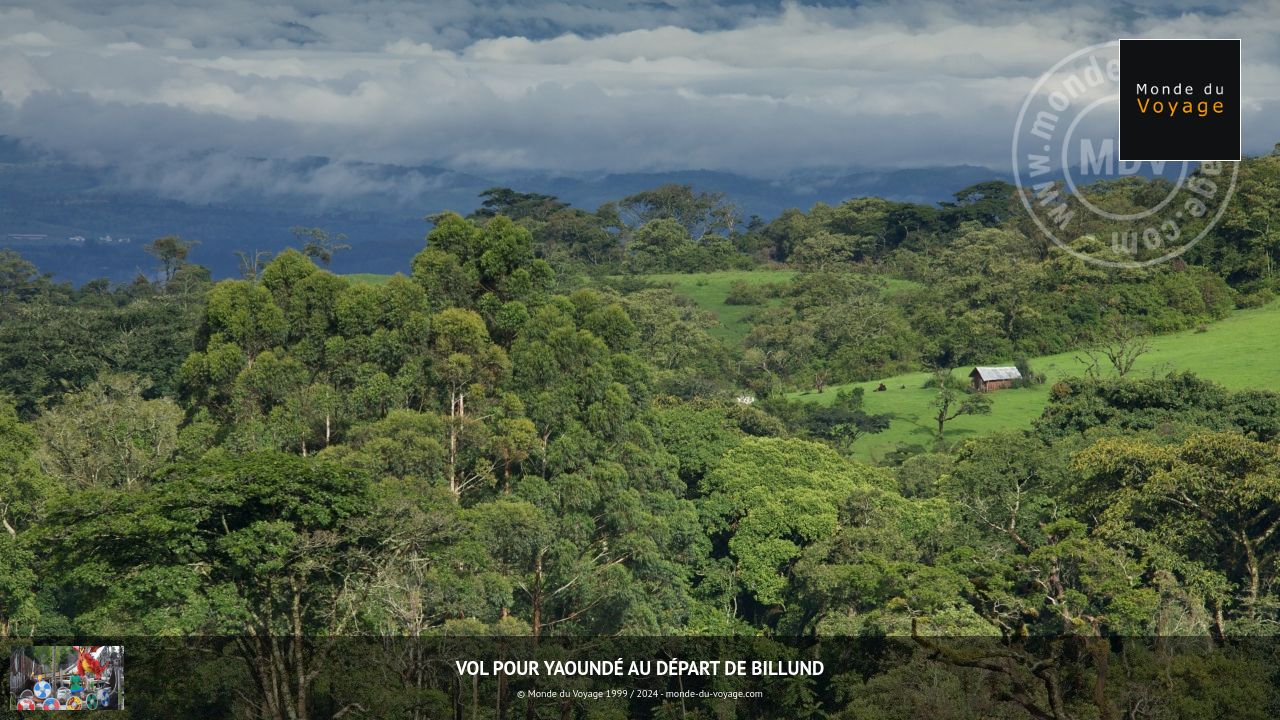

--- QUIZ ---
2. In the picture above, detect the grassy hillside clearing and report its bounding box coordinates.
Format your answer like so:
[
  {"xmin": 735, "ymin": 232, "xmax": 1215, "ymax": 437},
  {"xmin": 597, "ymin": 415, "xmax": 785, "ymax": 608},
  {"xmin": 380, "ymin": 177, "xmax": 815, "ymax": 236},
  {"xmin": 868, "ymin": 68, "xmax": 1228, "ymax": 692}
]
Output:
[
  {"xmin": 791, "ymin": 300, "xmax": 1280, "ymax": 462},
  {"xmin": 638, "ymin": 270, "xmax": 918, "ymax": 344}
]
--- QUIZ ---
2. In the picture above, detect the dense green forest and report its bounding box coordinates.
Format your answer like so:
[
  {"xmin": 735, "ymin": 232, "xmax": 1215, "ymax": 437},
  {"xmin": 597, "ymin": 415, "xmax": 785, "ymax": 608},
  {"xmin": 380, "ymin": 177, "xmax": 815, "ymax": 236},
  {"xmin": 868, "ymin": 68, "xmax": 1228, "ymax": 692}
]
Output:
[{"xmin": 3, "ymin": 152, "xmax": 1280, "ymax": 718}]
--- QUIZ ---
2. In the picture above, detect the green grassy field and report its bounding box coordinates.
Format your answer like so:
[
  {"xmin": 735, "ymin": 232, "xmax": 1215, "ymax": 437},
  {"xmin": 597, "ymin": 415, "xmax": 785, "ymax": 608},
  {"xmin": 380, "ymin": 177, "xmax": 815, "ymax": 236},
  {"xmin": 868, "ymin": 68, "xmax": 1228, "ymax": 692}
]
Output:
[
  {"xmin": 639, "ymin": 270, "xmax": 919, "ymax": 344},
  {"xmin": 639, "ymin": 270, "xmax": 796, "ymax": 343},
  {"xmin": 792, "ymin": 300, "xmax": 1280, "ymax": 463}
]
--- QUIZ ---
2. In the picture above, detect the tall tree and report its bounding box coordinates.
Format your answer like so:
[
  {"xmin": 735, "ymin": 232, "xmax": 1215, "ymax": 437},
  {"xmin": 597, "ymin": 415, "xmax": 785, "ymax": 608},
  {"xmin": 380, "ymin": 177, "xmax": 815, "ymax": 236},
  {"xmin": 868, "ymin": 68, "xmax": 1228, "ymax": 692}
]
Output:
[
  {"xmin": 428, "ymin": 308, "xmax": 511, "ymax": 499},
  {"xmin": 201, "ymin": 279, "xmax": 288, "ymax": 363},
  {"xmin": 701, "ymin": 437, "xmax": 894, "ymax": 612},
  {"xmin": 1078, "ymin": 432, "xmax": 1280, "ymax": 631},
  {"xmin": 470, "ymin": 187, "xmax": 568, "ymax": 222},
  {"xmin": 36, "ymin": 374, "xmax": 183, "ymax": 489},
  {"xmin": 1, "ymin": 400, "xmax": 36, "ymax": 532},
  {"xmin": 50, "ymin": 453, "xmax": 377, "ymax": 720},
  {"xmin": 932, "ymin": 369, "xmax": 992, "ymax": 440},
  {"xmin": 144, "ymin": 235, "xmax": 198, "ymax": 282},
  {"xmin": 291, "ymin": 227, "xmax": 351, "ymax": 267},
  {"xmin": 413, "ymin": 212, "xmax": 553, "ymax": 313},
  {"xmin": 1092, "ymin": 314, "xmax": 1153, "ymax": 378},
  {"xmin": 0, "ymin": 249, "xmax": 45, "ymax": 308},
  {"xmin": 615, "ymin": 184, "xmax": 738, "ymax": 238}
]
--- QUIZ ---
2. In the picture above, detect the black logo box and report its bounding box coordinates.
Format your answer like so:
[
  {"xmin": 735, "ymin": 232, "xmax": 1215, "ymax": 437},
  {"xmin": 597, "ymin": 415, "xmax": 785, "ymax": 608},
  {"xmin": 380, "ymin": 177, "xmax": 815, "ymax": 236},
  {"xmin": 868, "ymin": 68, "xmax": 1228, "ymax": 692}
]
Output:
[{"xmin": 1119, "ymin": 38, "xmax": 1241, "ymax": 161}]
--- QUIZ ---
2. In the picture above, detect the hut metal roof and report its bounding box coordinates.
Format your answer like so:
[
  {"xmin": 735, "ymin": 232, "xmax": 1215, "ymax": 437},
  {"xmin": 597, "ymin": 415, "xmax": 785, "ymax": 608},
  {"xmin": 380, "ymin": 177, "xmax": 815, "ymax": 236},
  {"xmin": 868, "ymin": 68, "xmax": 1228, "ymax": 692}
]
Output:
[{"xmin": 971, "ymin": 366, "xmax": 1022, "ymax": 381}]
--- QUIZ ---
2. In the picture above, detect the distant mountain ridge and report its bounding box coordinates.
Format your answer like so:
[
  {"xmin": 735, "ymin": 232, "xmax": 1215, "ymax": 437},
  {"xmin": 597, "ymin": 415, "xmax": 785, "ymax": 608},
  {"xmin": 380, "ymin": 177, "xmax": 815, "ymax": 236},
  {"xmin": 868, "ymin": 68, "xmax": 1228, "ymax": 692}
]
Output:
[{"xmin": 0, "ymin": 136, "xmax": 1007, "ymax": 283}]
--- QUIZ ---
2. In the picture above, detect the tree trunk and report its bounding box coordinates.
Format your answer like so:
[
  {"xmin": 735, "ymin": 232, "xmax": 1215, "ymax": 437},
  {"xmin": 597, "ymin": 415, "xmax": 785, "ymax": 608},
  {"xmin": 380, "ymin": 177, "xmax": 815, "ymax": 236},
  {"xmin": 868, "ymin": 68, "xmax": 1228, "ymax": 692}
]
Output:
[
  {"xmin": 1211, "ymin": 601, "xmax": 1226, "ymax": 645},
  {"xmin": 531, "ymin": 552, "xmax": 544, "ymax": 639},
  {"xmin": 292, "ymin": 582, "xmax": 308, "ymax": 720},
  {"xmin": 449, "ymin": 392, "xmax": 459, "ymax": 497},
  {"xmin": 1242, "ymin": 532, "xmax": 1261, "ymax": 611},
  {"xmin": 448, "ymin": 391, "xmax": 467, "ymax": 498},
  {"xmin": 498, "ymin": 671, "xmax": 508, "ymax": 720},
  {"xmin": 453, "ymin": 673, "xmax": 464, "ymax": 720},
  {"xmin": 1088, "ymin": 638, "xmax": 1117, "ymax": 720}
]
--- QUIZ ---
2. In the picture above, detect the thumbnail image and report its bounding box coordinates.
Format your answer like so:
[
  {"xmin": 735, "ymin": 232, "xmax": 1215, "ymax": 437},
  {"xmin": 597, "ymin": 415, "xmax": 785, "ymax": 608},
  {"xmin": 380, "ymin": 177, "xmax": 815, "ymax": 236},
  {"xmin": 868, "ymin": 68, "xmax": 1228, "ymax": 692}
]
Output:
[{"xmin": 9, "ymin": 646, "xmax": 122, "ymax": 711}]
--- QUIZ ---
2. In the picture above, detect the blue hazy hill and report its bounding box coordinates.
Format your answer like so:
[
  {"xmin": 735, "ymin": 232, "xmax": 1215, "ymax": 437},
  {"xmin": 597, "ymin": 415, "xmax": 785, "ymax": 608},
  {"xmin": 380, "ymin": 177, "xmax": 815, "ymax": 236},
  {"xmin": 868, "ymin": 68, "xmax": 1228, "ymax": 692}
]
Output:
[{"xmin": 0, "ymin": 138, "xmax": 1006, "ymax": 283}]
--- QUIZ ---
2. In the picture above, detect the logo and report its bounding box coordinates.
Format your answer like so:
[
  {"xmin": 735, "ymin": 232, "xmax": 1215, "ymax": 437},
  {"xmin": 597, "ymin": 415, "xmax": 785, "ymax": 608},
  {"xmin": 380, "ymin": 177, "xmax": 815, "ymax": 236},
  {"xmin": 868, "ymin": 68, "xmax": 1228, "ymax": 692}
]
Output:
[
  {"xmin": 1012, "ymin": 41, "xmax": 1238, "ymax": 268},
  {"xmin": 1119, "ymin": 39, "xmax": 1241, "ymax": 161}
]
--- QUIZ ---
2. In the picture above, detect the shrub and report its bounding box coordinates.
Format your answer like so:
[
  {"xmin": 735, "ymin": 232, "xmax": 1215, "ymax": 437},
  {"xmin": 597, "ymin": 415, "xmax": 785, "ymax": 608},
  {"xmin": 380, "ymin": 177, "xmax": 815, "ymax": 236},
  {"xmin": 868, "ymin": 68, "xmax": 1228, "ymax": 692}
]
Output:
[
  {"xmin": 725, "ymin": 280, "xmax": 768, "ymax": 306},
  {"xmin": 1238, "ymin": 288, "xmax": 1276, "ymax": 309},
  {"xmin": 1014, "ymin": 356, "xmax": 1045, "ymax": 387}
]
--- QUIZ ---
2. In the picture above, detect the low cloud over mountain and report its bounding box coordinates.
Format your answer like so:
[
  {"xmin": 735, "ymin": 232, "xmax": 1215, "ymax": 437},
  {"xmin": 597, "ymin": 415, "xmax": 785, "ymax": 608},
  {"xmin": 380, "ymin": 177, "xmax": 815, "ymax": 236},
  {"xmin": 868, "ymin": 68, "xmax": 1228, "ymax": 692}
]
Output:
[{"xmin": 2, "ymin": 0, "xmax": 1279, "ymax": 205}]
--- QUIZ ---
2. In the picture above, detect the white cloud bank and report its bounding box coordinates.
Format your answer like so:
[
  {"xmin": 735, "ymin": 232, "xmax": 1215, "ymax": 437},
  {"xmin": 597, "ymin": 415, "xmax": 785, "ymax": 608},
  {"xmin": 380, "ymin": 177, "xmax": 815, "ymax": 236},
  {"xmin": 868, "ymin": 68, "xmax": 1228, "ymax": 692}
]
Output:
[{"xmin": 2, "ymin": 0, "xmax": 1279, "ymax": 187}]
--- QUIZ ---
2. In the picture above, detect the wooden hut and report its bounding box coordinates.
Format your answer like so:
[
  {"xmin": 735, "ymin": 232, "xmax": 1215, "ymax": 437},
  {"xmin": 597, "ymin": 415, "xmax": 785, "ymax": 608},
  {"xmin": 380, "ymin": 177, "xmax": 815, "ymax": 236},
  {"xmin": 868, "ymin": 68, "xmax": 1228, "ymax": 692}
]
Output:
[{"xmin": 969, "ymin": 366, "xmax": 1022, "ymax": 392}]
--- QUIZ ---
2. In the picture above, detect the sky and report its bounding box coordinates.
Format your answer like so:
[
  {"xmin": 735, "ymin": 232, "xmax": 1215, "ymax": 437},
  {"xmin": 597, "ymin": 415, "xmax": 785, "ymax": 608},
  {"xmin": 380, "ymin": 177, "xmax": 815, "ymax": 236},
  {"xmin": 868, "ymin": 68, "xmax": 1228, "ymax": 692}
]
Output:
[{"xmin": 2, "ymin": 0, "xmax": 1279, "ymax": 195}]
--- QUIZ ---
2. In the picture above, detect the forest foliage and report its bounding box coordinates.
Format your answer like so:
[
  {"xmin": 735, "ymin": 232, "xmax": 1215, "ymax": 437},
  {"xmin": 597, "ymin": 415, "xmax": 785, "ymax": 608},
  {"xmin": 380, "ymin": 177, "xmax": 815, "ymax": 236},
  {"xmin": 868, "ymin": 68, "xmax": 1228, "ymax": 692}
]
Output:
[{"xmin": 3, "ymin": 153, "xmax": 1280, "ymax": 718}]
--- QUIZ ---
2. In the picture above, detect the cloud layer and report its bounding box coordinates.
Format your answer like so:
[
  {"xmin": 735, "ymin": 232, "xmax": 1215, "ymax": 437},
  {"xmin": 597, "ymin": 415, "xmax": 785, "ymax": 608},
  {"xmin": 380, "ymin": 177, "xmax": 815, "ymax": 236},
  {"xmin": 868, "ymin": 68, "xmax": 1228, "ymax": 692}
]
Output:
[{"xmin": 2, "ymin": 0, "xmax": 1279, "ymax": 198}]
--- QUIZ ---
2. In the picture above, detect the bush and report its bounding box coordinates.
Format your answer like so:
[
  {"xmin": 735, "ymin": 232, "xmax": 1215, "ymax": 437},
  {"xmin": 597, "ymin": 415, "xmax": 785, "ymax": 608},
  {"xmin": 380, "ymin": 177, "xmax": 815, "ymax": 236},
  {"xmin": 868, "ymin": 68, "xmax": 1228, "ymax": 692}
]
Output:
[
  {"xmin": 1238, "ymin": 288, "xmax": 1276, "ymax": 309},
  {"xmin": 725, "ymin": 280, "xmax": 768, "ymax": 306},
  {"xmin": 1014, "ymin": 356, "xmax": 1045, "ymax": 387},
  {"xmin": 920, "ymin": 371, "xmax": 969, "ymax": 390}
]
